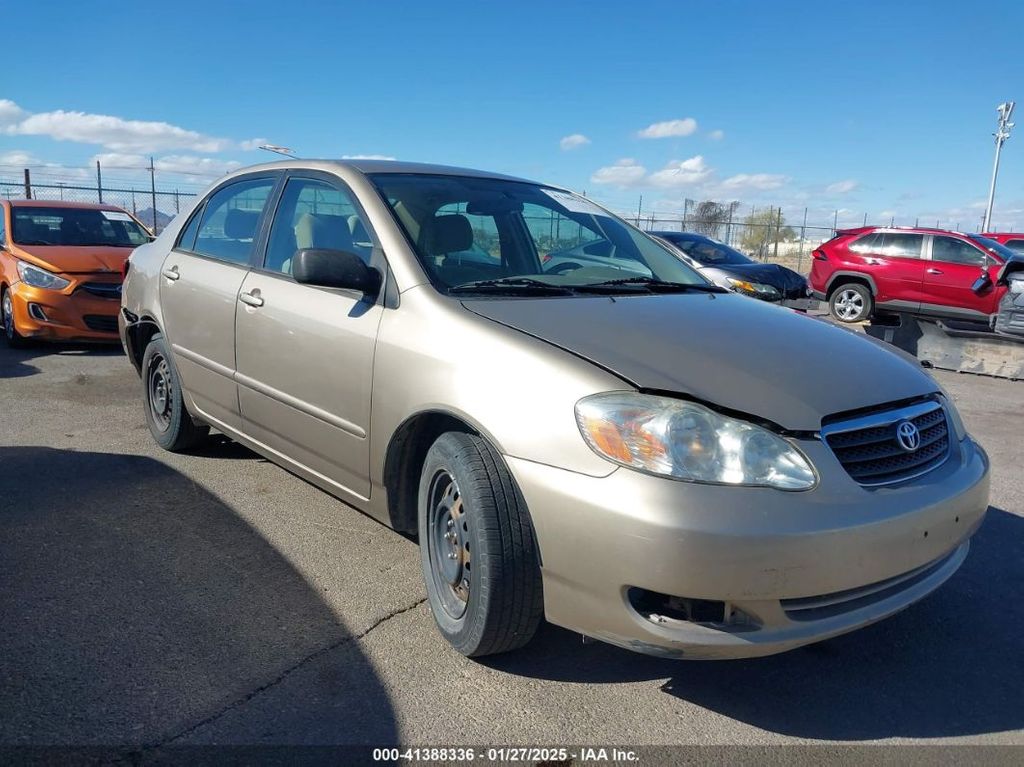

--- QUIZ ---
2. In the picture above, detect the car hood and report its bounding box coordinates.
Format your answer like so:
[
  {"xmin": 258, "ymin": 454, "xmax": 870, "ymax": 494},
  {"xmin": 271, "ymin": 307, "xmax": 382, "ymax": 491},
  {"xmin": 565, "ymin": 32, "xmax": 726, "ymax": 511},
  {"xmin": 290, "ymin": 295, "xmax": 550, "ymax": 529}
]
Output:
[
  {"xmin": 464, "ymin": 292, "xmax": 937, "ymax": 431},
  {"xmin": 13, "ymin": 245, "xmax": 130, "ymax": 275},
  {"xmin": 703, "ymin": 262, "xmax": 808, "ymax": 297}
]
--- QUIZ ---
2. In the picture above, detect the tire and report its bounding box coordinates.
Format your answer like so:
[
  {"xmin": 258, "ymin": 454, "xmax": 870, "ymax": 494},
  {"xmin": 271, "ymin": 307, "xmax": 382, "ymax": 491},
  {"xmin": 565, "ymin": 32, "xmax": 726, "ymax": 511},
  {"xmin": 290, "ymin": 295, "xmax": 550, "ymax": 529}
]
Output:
[
  {"xmin": 418, "ymin": 431, "xmax": 544, "ymax": 657},
  {"xmin": 1, "ymin": 287, "xmax": 29, "ymax": 348},
  {"xmin": 141, "ymin": 333, "xmax": 209, "ymax": 451},
  {"xmin": 829, "ymin": 282, "xmax": 873, "ymax": 323}
]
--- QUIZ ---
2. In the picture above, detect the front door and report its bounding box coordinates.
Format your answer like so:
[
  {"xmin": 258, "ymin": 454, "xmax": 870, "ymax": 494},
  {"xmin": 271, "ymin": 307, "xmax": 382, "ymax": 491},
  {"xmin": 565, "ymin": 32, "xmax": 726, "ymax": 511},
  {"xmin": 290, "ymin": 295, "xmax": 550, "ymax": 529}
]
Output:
[
  {"xmin": 159, "ymin": 175, "xmax": 277, "ymax": 430},
  {"xmin": 924, "ymin": 235, "xmax": 1001, "ymax": 319},
  {"xmin": 234, "ymin": 174, "xmax": 383, "ymax": 501}
]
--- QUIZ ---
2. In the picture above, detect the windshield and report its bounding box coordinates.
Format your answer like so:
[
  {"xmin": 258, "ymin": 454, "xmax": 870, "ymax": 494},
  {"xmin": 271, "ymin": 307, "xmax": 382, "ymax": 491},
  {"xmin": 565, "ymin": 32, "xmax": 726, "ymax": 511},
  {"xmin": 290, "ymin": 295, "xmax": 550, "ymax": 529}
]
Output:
[
  {"xmin": 368, "ymin": 174, "xmax": 709, "ymax": 295},
  {"xmin": 11, "ymin": 206, "xmax": 151, "ymax": 247},
  {"xmin": 660, "ymin": 234, "xmax": 754, "ymax": 265},
  {"xmin": 968, "ymin": 234, "xmax": 1014, "ymax": 262}
]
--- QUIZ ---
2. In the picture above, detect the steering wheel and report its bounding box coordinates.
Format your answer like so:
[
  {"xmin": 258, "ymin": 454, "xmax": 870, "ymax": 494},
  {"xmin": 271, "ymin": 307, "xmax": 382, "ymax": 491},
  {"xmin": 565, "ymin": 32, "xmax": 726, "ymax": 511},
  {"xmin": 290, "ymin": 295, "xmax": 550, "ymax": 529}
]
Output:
[{"xmin": 546, "ymin": 261, "xmax": 582, "ymax": 275}]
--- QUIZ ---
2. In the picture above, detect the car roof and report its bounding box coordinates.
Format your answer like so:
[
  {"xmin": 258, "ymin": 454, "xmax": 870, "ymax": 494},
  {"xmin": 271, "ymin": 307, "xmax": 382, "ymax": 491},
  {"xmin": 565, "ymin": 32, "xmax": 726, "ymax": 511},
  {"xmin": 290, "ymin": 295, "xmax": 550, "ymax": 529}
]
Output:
[
  {"xmin": 225, "ymin": 158, "xmax": 541, "ymax": 186},
  {"xmin": 838, "ymin": 225, "xmax": 971, "ymax": 237},
  {"xmin": 5, "ymin": 199, "xmax": 131, "ymax": 212},
  {"xmin": 649, "ymin": 230, "xmax": 706, "ymax": 240}
]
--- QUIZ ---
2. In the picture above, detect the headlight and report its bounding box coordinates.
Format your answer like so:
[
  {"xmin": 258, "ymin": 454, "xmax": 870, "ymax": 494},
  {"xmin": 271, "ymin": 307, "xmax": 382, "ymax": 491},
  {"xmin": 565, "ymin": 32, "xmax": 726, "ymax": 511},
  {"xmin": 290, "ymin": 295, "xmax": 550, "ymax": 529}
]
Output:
[
  {"xmin": 575, "ymin": 392, "xmax": 817, "ymax": 490},
  {"xmin": 17, "ymin": 261, "xmax": 71, "ymax": 291},
  {"xmin": 726, "ymin": 277, "xmax": 780, "ymax": 296}
]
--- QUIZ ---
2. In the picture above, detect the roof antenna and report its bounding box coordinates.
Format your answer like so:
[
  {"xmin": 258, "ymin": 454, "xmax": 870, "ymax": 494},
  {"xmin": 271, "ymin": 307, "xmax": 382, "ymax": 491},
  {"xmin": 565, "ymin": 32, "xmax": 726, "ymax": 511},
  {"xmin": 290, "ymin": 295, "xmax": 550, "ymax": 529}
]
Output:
[{"xmin": 258, "ymin": 144, "xmax": 298, "ymax": 159}]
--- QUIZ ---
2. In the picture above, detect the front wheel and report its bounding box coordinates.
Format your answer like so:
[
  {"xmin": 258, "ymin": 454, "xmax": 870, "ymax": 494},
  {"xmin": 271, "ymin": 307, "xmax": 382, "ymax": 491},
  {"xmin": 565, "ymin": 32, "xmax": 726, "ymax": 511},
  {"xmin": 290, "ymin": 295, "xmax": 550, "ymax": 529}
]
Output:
[
  {"xmin": 141, "ymin": 333, "xmax": 209, "ymax": 451},
  {"xmin": 2, "ymin": 288, "xmax": 29, "ymax": 348},
  {"xmin": 829, "ymin": 282, "xmax": 873, "ymax": 323},
  {"xmin": 418, "ymin": 431, "xmax": 544, "ymax": 657}
]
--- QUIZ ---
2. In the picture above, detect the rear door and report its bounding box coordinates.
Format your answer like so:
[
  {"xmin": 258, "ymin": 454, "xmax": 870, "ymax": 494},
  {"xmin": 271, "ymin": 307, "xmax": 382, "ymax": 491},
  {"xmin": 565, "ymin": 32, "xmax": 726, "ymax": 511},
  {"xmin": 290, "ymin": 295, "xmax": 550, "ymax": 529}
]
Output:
[
  {"xmin": 159, "ymin": 175, "xmax": 278, "ymax": 430},
  {"xmin": 847, "ymin": 231, "xmax": 927, "ymax": 309},
  {"xmin": 233, "ymin": 173, "xmax": 384, "ymax": 502},
  {"xmin": 923, "ymin": 235, "xmax": 999, "ymax": 318}
]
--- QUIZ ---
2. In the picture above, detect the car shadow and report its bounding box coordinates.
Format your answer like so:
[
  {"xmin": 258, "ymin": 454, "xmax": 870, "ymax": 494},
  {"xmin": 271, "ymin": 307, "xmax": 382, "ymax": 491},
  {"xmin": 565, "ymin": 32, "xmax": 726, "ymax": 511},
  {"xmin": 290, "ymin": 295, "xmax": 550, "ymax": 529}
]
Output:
[
  {"xmin": 0, "ymin": 341, "xmax": 123, "ymax": 379},
  {"xmin": 0, "ymin": 447, "xmax": 398, "ymax": 748},
  {"xmin": 486, "ymin": 507, "xmax": 1023, "ymax": 740}
]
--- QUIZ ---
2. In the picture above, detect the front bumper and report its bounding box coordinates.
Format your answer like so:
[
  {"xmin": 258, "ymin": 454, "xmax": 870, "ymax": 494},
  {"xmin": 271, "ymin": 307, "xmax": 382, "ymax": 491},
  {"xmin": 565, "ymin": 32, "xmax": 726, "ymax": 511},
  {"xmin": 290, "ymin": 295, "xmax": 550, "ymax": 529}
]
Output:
[
  {"xmin": 7, "ymin": 280, "xmax": 122, "ymax": 342},
  {"xmin": 508, "ymin": 435, "xmax": 989, "ymax": 659}
]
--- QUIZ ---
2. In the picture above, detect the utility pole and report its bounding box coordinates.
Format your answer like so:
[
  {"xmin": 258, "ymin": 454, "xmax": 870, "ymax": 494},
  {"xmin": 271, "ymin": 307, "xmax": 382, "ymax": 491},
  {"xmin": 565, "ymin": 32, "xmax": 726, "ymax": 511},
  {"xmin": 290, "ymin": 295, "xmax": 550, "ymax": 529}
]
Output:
[
  {"xmin": 149, "ymin": 156, "xmax": 158, "ymax": 233},
  {"xmin": 983, "ymin": 101, "xmax": 1015, "ymax": 232}
]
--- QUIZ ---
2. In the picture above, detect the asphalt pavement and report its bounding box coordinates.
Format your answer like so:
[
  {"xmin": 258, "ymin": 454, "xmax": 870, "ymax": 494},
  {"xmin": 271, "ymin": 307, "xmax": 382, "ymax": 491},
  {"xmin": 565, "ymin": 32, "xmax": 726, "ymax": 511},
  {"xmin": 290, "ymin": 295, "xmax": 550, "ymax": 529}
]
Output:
[{"xmin": 1, "ymin": 341, "xmax": 1022, "ymax": 753}]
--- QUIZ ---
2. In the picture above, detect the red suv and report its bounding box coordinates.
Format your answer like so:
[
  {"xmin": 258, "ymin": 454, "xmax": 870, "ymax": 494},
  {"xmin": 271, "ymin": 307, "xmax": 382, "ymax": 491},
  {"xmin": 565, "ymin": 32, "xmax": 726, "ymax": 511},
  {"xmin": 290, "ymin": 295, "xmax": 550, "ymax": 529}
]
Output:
[
  {"xmin": 981, "ymin": 232, "xmax": 1024, "ymax": 256},
  {"xmin": 810, "ymin": 226, "xmax": 1013, "ymax": 324}
]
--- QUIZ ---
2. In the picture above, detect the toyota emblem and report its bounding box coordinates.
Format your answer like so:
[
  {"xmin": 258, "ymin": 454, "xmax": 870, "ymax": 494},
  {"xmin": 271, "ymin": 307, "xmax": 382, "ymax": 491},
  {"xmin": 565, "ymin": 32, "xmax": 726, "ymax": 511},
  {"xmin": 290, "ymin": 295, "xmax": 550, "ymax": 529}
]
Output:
[{"xmin": 895, "ymin": 420, "xmax": 921, "ymax": 452}]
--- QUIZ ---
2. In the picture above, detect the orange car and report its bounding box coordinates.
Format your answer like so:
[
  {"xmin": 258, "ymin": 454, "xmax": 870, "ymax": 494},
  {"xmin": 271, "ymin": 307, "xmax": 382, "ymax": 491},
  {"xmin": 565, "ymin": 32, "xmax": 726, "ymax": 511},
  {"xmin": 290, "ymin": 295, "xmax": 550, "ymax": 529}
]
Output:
[{"xmin": 0, "ymin": 200, "xmax": 152, "ymax": 346}]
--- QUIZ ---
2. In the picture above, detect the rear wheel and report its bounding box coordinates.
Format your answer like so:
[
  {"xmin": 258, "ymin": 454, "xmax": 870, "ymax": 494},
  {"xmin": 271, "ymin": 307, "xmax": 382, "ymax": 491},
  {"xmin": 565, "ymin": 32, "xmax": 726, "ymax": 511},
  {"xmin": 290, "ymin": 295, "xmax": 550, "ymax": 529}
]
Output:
[
  {"xmin": 1, "ymin": 288, "xmax": 29, "ymax": 348},
  {"xmin": 829, "ymin": 282, "xmax": 873, "ymax": 323},
  {"xmin": 141, "ymin": 333, "xmax": 209, "ymax": 451},
  {"xmin": 418, "ymin": 431, "xmax": 544, "ymax": 657}
]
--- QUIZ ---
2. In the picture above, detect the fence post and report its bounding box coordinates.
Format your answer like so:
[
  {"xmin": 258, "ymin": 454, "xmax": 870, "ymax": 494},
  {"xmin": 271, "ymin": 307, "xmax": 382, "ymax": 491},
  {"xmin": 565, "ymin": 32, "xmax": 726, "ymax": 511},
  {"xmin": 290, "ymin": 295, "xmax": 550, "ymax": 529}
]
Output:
[
  {"xmin": 174, "ymin": 190, "xmax": 180, "ymax": 213},
  {"xmin": 797, "ymin": 207, "xmax": 808, "ymax": 274},
  {"xmin": 23, "ymin": 168, "xmax": 31, "ymax": 199},
  {"xmin": 833, "ymin": 209, "xmax": 838, "ymax": 235},
  {"xmin": 96, "ymin": 161, "xmax": 103, "ymax": 203},
  {"xmin": 149, "ymin": 157, "xmax": 158, "ymax": 233},
  {"xmin": 773, "ymin": 206, "xmax": 781, "ymax": 262},
  {"xmin": 131, "ymin": 189, "xmax": 137, "ymax": 214}
]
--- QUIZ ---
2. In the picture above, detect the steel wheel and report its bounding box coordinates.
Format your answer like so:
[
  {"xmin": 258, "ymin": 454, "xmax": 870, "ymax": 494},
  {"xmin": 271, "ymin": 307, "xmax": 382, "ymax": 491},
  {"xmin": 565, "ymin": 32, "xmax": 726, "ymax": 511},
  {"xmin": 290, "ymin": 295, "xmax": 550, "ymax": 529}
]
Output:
[
  {"xmin": 147, "ymin": 352, "xmax": 174, "ymax": 434},
  {"xmin": 2, "ymin": 291, "xmax": 13, "ymax": 341},
  {"xmin": 426, "ymin": 468, "xmax": 471, "ymax": 620}
]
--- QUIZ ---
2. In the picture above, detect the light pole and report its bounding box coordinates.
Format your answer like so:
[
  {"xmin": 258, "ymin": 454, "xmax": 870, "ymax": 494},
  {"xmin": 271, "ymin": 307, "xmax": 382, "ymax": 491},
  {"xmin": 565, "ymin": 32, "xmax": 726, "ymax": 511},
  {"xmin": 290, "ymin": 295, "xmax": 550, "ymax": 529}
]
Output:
[{"xmin": 982, "ymin": 101, "xmax": 1015, "ymax": 233}]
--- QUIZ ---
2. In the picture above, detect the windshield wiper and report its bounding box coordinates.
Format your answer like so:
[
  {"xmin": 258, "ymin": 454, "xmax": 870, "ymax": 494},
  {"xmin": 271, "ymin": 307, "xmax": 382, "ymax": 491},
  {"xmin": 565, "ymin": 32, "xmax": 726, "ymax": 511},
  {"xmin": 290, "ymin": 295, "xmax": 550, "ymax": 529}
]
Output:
[
  {"xmin": 448, "ymin": 277, "xmax": 576, "ymax": 295},
  {"xmin": 572, "ymin": 276, "xmax": 727, "ymax": 293}
]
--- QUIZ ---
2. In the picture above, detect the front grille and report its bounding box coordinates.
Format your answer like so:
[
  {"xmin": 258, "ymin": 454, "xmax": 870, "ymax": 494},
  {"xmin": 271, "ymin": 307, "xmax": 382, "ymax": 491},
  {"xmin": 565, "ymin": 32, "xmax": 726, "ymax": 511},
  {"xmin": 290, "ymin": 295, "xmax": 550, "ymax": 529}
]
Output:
[
  {"xmin": 83, "ymin": 314, "xmax": 119, "ymax": 333},
  {"xmin": 79, "ymin": 282, "xmax": 122, "ymax": 300},
  {"xmin": 823, "ymin": 400, "xmax": 951, "ymax": 486}
]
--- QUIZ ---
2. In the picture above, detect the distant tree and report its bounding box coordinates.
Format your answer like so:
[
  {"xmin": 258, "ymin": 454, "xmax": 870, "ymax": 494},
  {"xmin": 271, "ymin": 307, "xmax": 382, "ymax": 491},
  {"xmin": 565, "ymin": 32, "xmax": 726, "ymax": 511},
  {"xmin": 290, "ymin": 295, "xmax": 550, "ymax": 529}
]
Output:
[
  {"xmin": 740, "ymin": 208, "xmax": 796, "ymax": 257},
  {"xmin": 688, "ymin": 200, "xmax": 739, "ymax": 239}
]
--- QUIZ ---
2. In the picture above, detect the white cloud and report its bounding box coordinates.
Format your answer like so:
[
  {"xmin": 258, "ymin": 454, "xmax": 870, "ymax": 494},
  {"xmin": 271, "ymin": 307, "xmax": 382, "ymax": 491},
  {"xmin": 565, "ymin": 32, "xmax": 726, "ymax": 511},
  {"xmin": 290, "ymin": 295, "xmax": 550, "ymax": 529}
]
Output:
[
  {"xmin": 718, "ymin": 173, "xmax": 789, "ymax": 192},
  {"xmin": 590, "ymin": 158, "xmax": 647, "ymax": 187},
  {"xmin": 0, "ymin": 149, "xmax": 39, "ymax": 166},
  {"xmin": 825, "ymin": 179, "xmax": 859, "ymax": 195},
  {"xmin": 708, "ymin": 129, "xmax": 725, "ymax": 141},
  {"xmin": 637, "ymin": 118, "xmax": 698, "ymax": 139},
  {"xmin": 341, "ymin": 154, "xmax": 397, "ymax": 161},
  {"xmin": 648, "ymin": 156, "xmax": 714, "ymax": 188},
  {"xmin": 0, "ymin": 99, "xmax": 26, "ymax": 126},
  {"xmin": 559, "ymin": 133, "xmax": 591, "ymax": 151},
  {"xmin": 0, "ymin": 98, "xmax": 266, "ymax": 154},
  {"xmin": 239, "ymin": 137, "xmax": 269, "ymax": 151}
]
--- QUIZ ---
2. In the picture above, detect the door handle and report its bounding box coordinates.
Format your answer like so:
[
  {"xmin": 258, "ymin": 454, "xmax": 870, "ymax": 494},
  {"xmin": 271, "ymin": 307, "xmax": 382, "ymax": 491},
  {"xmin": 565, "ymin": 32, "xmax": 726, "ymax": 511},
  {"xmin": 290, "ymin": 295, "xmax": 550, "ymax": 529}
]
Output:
[
  {"xmin": 927, "ymin": 268, "xmax": 943, "ymax": 275},
  {"xmin": 161, "ymin": 266, "xmax": 180, "ymax": 281},
  {"xmin": 239, "ymin": 290, "xmax": 264, "ymax": 308}
]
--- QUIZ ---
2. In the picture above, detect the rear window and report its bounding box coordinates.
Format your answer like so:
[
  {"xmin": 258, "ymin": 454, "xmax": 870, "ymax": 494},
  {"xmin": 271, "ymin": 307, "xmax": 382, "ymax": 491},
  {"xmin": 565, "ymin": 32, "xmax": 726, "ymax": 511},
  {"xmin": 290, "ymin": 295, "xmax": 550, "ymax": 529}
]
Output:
[{"xmin": 11, "ymin": 206, "xmax": 151, "ymax": 247}]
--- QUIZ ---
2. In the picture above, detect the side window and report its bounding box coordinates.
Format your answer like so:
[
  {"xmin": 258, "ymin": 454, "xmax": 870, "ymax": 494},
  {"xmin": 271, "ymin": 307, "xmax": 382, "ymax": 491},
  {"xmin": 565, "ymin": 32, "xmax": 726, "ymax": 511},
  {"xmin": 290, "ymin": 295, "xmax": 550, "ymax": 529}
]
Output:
[
  {"xmin": 880, "ymin": 233, "xmax": 924, "ymax": 259},
  {"xmin": 192, "ymin": 178, "xmax": 275, "ymax": 265},
  {"xmin": 932, "ymin": 236, "xmax": 986, "ymax": 266},
  {"xmin": 264, "ymin": 178, "xmax": 371, "ymax": 274},
  {"xmin": 0, "ymin": 209, "xmax": 6, "ymax": 245},
  {"xmin": 176, "ymin": 205, "xmax": 204, "ymax": 252},
  {"xmin": 849, "ymin": 233, "xmax": 882, "ymax": 253},
  {"xmin": 1003, "ymin": 239, "xmax": 1024, "ymax": 256}
]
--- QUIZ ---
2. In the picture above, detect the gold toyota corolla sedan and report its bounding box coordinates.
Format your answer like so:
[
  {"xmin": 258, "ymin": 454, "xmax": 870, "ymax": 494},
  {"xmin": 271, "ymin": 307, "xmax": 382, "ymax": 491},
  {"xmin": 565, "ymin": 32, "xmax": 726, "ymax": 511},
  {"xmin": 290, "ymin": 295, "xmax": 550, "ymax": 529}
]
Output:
[{"xmin": 120, "ymin": 160, "xmax": 989, "ymax": 659}]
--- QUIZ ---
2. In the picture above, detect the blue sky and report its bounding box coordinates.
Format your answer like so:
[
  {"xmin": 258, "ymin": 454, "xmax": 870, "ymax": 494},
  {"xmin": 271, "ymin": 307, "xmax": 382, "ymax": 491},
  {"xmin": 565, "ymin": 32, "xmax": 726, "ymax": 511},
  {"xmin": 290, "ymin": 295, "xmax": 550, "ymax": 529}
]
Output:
[{"xmin": 3, "ymin": 0, "xmax": 1024, "ymax": 229}]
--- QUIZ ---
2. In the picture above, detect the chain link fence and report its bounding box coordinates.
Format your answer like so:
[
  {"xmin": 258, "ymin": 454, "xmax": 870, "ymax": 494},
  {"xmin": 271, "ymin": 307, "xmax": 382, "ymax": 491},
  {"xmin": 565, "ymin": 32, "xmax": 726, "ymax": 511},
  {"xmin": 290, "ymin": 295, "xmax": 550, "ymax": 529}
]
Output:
[{"xmin": 0, "ymin": 166, "xmax": 204, "ymax": 234}]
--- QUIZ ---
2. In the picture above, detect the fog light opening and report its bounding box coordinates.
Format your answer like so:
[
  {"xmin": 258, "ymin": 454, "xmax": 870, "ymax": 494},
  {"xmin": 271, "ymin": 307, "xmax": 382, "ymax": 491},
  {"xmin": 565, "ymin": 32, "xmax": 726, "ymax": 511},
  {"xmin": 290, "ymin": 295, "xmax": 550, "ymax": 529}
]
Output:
[
  {"xmin": 28, "ymin": 303, "xmax": 49, "ymax": 322},
  {"xmin": 627, "ymin": 587, "xmax": 758, "ymax": 629}
]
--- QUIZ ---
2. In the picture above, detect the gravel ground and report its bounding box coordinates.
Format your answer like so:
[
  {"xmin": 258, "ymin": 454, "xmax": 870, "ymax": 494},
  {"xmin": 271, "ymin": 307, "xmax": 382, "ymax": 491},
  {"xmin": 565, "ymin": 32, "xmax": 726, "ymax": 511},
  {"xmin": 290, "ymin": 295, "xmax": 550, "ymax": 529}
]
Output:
[{"xmin": 0, "ymin": 341, "xmax": 1021, "ymax": 757}]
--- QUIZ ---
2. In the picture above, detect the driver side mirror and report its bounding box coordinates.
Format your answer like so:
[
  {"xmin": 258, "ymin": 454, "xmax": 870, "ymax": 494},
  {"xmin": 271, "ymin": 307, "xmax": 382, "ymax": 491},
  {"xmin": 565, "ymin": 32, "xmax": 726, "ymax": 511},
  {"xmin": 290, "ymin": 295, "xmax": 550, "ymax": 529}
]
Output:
[
  {"xmin": 971, "ymin": 270, "xmax": 993, "ymax": 295},
  {"xmin": 292, "ymin": 248, "xmax": 382, "ymax": 297}
]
